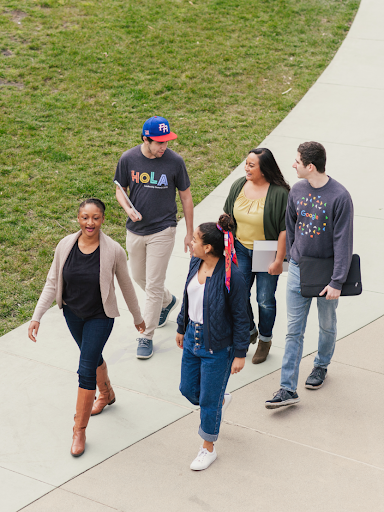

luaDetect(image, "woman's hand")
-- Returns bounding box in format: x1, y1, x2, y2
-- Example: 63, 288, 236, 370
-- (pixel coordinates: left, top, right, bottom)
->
268, 259, 283, 275
28, 321, 40, 342
135, 320, 146, 333
176, 333, 184, 349
269, 230, 286, 275
231, 357, 245, 375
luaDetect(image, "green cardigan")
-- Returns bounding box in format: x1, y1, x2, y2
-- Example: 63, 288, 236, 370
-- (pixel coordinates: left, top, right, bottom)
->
223, 177, 289, 241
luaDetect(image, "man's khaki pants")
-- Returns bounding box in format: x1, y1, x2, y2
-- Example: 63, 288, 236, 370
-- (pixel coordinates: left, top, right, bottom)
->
126, 227, 176, 340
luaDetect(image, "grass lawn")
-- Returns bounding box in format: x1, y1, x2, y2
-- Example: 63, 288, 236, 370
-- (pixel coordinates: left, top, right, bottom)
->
0, 0, 359, 335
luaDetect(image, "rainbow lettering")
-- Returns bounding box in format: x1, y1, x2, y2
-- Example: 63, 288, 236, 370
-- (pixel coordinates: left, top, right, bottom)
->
131, 170, 168, 187
301, 210, 318, 220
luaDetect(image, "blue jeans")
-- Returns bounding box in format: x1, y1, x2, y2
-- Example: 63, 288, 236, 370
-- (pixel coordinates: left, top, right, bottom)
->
63, 305, 114, 390
280, 260, 338, 392
179, 321, 235, 442
235, 239, 279, 341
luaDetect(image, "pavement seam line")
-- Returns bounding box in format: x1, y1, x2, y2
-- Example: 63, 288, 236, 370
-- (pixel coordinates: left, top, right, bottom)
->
112, 384, 195, 410
331, 359, 384, 376
348, 36, 384, 42
47, 488, 120, 511
352, 289, 384, 295
265, 133, 384, 151
354, 214, 384, 220
223, 420, 384, 472
317, 81, 384, 92
0, 464, 55, 487
0, 349, 76, 375
0, 348, 195, 410
18, 488, 120, 512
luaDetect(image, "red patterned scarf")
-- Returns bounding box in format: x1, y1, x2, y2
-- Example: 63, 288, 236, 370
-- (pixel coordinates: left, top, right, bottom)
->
216, 225, 238, 292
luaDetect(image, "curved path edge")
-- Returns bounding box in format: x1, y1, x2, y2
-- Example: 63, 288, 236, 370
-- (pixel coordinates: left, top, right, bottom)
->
1, 1, 383, 510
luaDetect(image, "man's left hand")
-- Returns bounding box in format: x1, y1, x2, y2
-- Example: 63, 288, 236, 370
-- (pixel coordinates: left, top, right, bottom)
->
319, 285, 341, 300
184, 233, 193, 256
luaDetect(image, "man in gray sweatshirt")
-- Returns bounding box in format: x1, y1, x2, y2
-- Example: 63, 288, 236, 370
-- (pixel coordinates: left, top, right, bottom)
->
266, 141, 353, 408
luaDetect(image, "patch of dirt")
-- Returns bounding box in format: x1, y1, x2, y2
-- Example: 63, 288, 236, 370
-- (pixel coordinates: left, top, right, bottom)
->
0, 79, 24, 88
2, 49, 13, 56
11, 10, 28, 24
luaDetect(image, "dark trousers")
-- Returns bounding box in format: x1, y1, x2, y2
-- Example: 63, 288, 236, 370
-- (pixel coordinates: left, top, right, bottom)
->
63, 305, 114, 390
235, 239, 279, 341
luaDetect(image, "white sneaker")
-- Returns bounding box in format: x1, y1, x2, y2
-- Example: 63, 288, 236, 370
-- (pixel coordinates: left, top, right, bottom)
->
190, 446, 217, 471
221, 392, 232, 423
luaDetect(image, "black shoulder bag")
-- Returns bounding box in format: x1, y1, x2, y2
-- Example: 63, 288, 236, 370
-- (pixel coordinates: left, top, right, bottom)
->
299, 254, 362, 298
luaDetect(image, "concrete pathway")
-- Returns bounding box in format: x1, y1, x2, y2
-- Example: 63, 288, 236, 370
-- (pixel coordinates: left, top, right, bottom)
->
1, 0, 383, 510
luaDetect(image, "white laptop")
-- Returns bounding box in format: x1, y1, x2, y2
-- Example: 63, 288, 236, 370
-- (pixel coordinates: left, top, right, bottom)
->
252, 241, 288, 272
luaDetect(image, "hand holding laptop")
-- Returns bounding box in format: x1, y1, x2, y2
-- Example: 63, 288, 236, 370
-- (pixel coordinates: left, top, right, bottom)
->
252, 241, 288, 273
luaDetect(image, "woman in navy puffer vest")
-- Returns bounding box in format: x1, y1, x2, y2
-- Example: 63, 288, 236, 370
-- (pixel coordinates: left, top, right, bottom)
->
176, 214, 249, 471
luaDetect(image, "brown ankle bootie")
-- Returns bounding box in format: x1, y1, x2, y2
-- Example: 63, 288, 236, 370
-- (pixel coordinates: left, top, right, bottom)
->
71, 388, 96, 457
91, 361, 115, 416
252, 340, 272, 364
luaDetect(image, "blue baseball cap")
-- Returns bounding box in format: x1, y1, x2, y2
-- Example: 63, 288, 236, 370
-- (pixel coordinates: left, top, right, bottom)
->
142, 116, 177, 142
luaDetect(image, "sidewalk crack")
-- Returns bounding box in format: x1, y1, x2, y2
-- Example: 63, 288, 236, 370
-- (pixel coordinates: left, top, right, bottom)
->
222, 420, 384, 472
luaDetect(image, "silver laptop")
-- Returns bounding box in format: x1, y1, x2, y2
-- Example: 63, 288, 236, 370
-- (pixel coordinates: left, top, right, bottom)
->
252, 241, 288, 272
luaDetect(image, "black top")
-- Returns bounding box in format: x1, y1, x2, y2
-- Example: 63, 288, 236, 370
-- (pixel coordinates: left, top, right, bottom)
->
62, 240, 107, 320
114, 145, 190, 235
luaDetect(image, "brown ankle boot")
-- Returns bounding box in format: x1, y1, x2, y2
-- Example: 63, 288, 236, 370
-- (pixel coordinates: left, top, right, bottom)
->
71, 388, 96, 457
91, 361, 116, 416
252, 340, 272, 364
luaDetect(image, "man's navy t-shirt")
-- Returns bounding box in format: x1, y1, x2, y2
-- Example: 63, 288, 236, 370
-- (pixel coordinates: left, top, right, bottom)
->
114, 145, 190, 236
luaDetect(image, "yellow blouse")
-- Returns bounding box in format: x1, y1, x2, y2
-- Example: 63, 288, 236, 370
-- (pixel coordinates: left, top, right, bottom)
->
233, 187, 265, 249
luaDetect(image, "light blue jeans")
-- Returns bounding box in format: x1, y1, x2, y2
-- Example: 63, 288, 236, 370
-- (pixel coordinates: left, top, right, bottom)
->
280, 260, 338, 393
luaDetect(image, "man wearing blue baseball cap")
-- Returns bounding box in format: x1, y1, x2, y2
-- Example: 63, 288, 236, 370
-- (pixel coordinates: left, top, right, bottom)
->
114, 116, 193, 360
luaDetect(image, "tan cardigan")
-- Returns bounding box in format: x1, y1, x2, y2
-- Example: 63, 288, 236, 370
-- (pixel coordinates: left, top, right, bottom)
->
32, 230, 143, 325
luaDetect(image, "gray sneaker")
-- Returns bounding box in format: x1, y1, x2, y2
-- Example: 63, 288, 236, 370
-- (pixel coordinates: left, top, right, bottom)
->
136, 338, 153, 359
305, 367, 327, 389
265, 388, 300, 409
158, 295, 179, 328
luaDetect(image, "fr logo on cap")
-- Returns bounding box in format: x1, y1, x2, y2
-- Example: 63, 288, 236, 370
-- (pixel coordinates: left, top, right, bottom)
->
142, 116, 178, 142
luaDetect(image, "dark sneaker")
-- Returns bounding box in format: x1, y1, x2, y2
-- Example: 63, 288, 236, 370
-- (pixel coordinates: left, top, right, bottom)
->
136, 338, 153, 359
250, 327, 258, 345
305, 367, 327, 389
265, 388, 300, 409
158, 295, 179, 328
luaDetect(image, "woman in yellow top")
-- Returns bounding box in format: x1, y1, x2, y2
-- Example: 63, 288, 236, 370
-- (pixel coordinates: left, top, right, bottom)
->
224, 148, 290, 364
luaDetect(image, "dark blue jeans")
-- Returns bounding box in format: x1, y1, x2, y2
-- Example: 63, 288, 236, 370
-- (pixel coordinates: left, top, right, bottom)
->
235, 239, 279, 342
63, 305, 114, 390
179, 321, 235, 442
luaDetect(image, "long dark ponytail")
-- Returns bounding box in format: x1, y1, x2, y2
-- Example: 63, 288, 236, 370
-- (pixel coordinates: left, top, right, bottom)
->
249, 148, 290, 192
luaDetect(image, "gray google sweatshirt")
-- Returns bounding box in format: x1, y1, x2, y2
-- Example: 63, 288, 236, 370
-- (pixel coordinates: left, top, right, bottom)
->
286, 176, 354, 290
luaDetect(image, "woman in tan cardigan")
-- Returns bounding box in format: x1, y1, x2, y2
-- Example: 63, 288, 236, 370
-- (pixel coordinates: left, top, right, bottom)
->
28, 198, 145, 457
